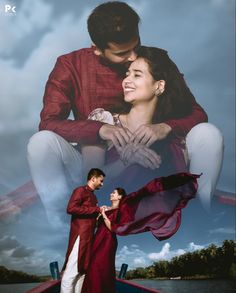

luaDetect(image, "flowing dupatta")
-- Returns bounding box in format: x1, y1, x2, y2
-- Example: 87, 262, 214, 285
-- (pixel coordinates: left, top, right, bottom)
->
112, 172, 200, 240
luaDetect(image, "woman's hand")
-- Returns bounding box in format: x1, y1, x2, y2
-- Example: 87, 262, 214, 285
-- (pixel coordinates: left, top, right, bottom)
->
129, 123, 172, 146
120, 143, 161, 169
99, 124, 132, 150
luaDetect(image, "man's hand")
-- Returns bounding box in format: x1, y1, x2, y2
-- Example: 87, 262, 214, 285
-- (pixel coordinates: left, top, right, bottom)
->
99, 124, 132, 151
129, 123, 172, 146
121, 143, 162, 170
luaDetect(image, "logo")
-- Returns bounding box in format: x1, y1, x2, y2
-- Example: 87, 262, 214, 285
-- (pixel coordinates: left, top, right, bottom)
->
5, 4, 16, 14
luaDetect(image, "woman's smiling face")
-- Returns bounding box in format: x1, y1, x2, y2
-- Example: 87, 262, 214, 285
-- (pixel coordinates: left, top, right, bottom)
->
122, 57, 159, 104
110, 189, 121, 201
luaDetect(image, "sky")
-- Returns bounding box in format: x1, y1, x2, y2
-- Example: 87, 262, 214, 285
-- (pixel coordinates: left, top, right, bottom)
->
0, 0, 235, 276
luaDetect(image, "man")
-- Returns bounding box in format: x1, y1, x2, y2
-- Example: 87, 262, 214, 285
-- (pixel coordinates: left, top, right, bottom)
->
61, 168, 105, 293
27, 1, 223, 222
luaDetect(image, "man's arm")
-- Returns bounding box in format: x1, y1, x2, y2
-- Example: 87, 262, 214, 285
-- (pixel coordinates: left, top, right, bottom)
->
67, 188, 100, 216
165, 100, 208, 137
39, 56, 103, 145
129, 101, 208, 146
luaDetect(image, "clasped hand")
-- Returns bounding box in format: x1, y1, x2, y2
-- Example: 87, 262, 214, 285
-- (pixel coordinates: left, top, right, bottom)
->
99, 123, 172, 169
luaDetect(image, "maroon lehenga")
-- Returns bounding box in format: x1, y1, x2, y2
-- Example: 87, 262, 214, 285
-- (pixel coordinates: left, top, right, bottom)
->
82, 209, 119, 293
82, 172, 199, 293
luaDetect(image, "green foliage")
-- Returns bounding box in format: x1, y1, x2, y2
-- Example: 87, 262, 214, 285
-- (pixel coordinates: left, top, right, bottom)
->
125, 240, 236, 280
0, 266, 46, 284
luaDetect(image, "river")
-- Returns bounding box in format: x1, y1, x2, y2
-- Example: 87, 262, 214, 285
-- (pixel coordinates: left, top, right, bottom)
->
132, 279, 236, 293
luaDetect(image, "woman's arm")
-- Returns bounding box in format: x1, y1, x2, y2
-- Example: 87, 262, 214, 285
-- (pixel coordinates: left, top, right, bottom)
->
101, 209, 112, 231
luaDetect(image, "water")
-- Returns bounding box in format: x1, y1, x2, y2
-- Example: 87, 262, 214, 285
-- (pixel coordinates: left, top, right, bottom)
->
132, 279, 236, 293
0, 283, 41, 293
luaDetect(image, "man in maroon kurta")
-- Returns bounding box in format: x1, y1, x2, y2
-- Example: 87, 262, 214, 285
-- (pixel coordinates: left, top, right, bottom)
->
61, 168, 105, 293
27, 1, 222, 228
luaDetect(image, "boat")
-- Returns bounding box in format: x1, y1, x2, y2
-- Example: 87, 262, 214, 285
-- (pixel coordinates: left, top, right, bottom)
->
26, 262, 160, 293
26, 278, 160, 293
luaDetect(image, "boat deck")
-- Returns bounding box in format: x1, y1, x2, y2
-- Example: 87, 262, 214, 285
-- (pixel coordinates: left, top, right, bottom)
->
26, 278, 160, 293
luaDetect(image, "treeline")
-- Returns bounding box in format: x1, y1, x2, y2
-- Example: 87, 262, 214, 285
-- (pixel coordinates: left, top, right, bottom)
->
0, 266, 46, 284
126, 240, 236, 280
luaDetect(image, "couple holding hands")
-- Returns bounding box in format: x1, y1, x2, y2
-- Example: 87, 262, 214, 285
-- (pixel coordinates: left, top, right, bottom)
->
61, 168, 199, 293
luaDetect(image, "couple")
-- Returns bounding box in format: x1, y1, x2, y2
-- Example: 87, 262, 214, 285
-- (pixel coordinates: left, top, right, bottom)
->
27, 1, 223, 230
61, 168, 200, 293
81, 45, 196, 189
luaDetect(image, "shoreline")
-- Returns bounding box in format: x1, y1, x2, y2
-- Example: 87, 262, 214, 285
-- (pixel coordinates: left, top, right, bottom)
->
129, 276, 236, 281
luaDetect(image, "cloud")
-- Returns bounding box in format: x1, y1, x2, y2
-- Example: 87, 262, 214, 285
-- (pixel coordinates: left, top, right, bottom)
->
0, 234, 64, 275
209, 227, 235, 235
0, 0, 91, 134
148, 243, 187, 261
0, 235, 19, 250
116, 244, 148, 269
188, 242, 204, 251
148, 243, 171, 261
213, 211, 226, 223
0, 0, 53, 55
116, 241, 207, 269
11, 246, 35, 258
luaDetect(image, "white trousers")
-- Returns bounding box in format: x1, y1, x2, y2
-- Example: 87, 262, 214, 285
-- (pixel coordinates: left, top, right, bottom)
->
27, 130, 83, 228
27, 123, 223, 223
186, 123, 224, 209
60, 236, 85, 293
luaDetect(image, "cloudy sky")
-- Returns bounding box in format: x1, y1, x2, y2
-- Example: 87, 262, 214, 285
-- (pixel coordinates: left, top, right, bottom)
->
0, 0, 235, 275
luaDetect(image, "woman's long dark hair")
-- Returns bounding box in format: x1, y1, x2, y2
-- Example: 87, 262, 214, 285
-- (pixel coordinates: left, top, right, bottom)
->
136, 46, 194, 122
115, 187, 127, 197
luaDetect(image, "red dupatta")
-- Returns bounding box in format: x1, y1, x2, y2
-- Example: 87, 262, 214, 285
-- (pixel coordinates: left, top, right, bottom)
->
112, 172, 200, 240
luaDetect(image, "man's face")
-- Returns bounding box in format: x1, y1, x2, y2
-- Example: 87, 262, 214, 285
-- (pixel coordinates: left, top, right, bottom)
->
92, 175, 104, 190
95, 36, 140, 66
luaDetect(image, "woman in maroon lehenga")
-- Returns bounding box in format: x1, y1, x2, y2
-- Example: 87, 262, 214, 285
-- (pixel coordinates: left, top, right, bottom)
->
81, 196, 122, 293
82, 172, 200, 293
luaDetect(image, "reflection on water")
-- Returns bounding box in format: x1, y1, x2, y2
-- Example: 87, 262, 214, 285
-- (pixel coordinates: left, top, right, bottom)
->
132, 279, 236, 293
0, 283, 41, 293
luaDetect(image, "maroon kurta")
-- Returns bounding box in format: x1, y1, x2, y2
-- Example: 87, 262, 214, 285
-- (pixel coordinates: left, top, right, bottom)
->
63, 185, 100, 274
39, 47, 208, 144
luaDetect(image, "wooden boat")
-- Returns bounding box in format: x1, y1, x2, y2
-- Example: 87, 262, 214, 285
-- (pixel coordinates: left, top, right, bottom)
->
26, 278, 160, 293
26, 262, 160, 293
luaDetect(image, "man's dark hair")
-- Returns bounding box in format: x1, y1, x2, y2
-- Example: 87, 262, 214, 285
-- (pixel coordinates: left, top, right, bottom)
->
115, 187, 127, 197
87, 1, 140, 50
87, 168, 106, 181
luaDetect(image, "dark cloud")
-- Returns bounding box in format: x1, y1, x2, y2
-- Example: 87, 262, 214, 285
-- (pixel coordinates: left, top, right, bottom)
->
0, 235, 20, 251
11, 246, 35, 258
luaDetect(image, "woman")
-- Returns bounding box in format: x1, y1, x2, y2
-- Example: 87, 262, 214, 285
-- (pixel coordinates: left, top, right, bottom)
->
81, 46, 193, 189
81, 187, 126, 293
81, 172, 200, 293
